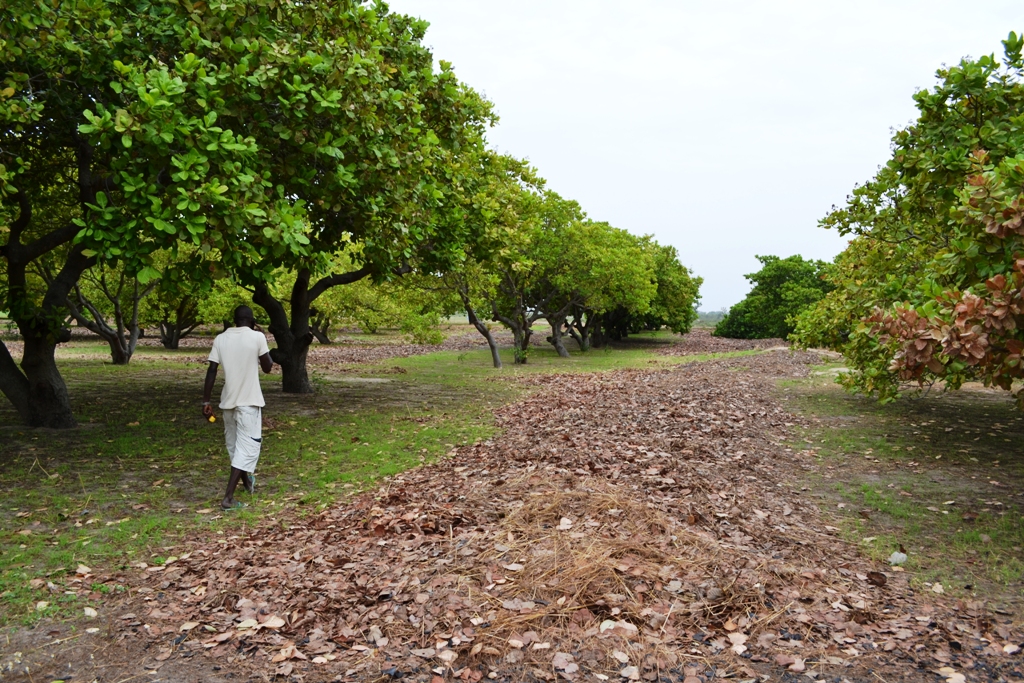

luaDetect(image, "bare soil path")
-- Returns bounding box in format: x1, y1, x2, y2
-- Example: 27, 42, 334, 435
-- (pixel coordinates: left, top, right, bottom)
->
2, 347, 1021, 683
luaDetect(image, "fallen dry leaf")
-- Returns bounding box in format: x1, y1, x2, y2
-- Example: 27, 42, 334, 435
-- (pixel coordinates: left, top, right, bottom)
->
728, 632, 748, 655
262, 615, 286, 630
552, 652, 575, 670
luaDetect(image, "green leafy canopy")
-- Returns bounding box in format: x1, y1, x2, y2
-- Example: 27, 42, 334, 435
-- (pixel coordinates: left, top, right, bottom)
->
793, 32, 1024, 406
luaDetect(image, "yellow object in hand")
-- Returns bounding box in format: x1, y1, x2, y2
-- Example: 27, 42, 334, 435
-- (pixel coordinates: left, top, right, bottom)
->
208, 415, 216, 423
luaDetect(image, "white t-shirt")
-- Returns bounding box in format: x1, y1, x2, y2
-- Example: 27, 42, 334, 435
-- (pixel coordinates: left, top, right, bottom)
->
208, 327, 270, 409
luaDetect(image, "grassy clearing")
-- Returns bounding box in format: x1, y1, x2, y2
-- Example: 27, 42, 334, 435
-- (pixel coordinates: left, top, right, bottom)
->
0, 329, 756, 626
779, 362, 1024, 608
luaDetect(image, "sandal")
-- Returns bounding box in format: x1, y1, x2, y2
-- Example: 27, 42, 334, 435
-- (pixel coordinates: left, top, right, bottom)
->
221, 501, 249, 511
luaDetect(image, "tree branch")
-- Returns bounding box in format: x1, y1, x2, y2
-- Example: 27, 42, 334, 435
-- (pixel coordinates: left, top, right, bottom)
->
6, 190, 31, 248
0, 340, 32, 424
68, 284, 114, 337
19, 221, 81, 264
43, 244, 96, 315
306, 265, 373, 305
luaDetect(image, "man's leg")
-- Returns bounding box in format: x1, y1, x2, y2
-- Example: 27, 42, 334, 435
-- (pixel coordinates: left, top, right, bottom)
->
225, 406, 261, 507
221, 409, 243, 508
223, 467, 247, 509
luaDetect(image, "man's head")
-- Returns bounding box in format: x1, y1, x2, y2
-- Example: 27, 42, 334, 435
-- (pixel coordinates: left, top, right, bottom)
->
233, 305, 255, 329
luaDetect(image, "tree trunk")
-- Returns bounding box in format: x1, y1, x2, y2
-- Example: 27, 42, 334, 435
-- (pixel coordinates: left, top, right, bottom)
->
67, 290, 131, 365
276, 330, 313, 393
109, 336, 130, 365
541, 297, 576, 358
492, 309, 528, 364
0, 340, 33, 425
19, 326, 77, 427
0, 329, 76, 428
159, 322, 182, 349
512, 326, 532, 364
460, 289, 501, 368
254, 278, 314, 394
492, 301, 532, 365
66, 274, 151, 365
565, 318, 584, 351
569, 309, 599, 352
547, 314, 571, 358
253, 266, 371, 394
159, 297, 199, 349
0, 148, 100, 427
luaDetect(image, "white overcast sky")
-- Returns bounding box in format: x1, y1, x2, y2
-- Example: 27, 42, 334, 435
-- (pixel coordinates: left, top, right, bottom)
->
388, 1, 1022, 309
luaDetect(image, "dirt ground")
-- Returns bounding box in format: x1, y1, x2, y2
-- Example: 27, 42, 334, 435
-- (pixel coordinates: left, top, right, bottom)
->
3, 341, 1021, 683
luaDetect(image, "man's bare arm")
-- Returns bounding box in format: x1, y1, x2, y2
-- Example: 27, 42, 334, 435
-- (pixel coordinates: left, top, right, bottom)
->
259, 352, 273, 374
202, 361, 218, 416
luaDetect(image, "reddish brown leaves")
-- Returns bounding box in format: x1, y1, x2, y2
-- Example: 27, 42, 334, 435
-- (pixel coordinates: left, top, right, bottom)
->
869, 256, 1024, 399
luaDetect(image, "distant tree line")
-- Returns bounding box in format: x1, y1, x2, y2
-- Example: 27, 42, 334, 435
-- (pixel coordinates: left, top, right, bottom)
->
714, 255, 832, 340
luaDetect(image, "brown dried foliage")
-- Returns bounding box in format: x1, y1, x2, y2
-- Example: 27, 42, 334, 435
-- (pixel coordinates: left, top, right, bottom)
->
100, 350, 1019, 682
869, 259, 1024, 398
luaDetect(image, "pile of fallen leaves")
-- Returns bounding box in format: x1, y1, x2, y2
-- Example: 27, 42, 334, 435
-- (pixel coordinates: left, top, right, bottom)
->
305, 331, 513, 371
654, 328, 786, 356
145, 330, 512, 368
103, 350, 1020, 683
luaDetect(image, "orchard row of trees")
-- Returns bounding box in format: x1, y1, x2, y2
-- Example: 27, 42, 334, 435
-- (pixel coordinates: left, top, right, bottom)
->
718, 33, 1024, 409
57, 257, 448, 360
0, 0, 702, 427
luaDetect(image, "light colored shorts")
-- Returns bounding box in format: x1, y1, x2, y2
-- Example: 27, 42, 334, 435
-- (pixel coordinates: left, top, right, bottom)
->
223, 406, 262, 473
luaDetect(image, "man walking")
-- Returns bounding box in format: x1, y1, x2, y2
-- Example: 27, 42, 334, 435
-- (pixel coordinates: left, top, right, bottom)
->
202, 305, 274, 510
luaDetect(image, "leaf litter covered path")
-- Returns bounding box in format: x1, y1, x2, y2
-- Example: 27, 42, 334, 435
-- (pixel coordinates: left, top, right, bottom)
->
5, 351, 1022, 683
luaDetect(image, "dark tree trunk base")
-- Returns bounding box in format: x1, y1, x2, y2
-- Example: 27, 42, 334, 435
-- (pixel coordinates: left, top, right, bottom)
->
20, 330, 77, 428
547, 316, 571, 358
274, 347, 314, 394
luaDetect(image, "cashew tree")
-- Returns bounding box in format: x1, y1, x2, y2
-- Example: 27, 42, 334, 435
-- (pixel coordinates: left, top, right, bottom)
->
0, 0, 492, 425
793, 32, 1024, 407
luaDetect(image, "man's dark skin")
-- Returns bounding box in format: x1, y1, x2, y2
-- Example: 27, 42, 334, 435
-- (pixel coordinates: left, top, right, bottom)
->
202, 307, 274, 509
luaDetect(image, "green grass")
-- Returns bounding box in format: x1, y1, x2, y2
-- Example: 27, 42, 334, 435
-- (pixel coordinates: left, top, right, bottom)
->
0, 330, 757, 625
780, 362, 1024, 604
